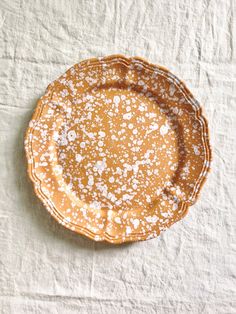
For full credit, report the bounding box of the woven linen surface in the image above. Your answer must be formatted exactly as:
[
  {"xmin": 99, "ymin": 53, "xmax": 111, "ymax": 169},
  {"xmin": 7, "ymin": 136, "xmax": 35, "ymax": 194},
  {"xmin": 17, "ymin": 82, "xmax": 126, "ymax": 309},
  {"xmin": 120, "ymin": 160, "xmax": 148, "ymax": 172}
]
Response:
[{"xmin": 0, "ymin": 0, "xmax": 235, "ymax": 313}]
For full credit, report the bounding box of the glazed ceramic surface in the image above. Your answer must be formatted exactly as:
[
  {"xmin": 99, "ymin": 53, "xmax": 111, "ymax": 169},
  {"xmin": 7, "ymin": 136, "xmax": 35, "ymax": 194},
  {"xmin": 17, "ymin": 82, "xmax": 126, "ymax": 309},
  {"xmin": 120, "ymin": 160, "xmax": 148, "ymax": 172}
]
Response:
[{"xmin": 25, "ymin": 55, "xmax": 211, "ymax": 243}]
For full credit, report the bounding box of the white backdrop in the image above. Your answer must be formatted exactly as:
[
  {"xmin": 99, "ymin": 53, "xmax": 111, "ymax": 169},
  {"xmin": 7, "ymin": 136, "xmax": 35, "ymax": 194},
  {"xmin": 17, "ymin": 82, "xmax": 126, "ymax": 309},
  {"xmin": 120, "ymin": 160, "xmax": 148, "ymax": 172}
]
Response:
[{"xmin": 0, "ymin": 0, "xmax": 235, "ymax": 313}]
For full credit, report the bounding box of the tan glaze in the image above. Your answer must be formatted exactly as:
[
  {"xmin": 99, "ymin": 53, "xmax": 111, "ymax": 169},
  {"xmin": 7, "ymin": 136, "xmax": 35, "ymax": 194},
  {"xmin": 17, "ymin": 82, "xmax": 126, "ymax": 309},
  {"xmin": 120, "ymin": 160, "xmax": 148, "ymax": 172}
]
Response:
[{"xmin": 25, "ymin": 55, "xmax": 211, "ymax": 244}]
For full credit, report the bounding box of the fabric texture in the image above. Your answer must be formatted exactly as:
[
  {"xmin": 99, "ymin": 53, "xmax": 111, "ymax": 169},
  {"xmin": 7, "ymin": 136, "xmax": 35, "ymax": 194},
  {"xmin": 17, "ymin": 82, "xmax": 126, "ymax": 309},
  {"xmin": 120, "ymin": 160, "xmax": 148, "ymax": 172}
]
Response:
[{"xmin": 0, "ymin": 0, "xmax": 235, "ymax": 313}]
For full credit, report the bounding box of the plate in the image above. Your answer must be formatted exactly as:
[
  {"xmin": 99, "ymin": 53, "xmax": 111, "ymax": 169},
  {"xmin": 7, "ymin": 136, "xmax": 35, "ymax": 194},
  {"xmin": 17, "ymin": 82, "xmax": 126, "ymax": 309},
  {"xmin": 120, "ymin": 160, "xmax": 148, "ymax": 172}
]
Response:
[{"xmin": 25, "ymin": 55, "xmax": 211, "ymax": 243}]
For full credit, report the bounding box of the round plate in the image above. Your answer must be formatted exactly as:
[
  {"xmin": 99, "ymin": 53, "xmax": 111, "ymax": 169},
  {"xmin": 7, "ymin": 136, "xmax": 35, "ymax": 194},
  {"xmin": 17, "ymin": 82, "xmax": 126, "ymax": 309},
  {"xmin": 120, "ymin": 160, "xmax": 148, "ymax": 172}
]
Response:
[{"xmin": 25, "ymin": 55, "xmax": 211, "ymax": 243}]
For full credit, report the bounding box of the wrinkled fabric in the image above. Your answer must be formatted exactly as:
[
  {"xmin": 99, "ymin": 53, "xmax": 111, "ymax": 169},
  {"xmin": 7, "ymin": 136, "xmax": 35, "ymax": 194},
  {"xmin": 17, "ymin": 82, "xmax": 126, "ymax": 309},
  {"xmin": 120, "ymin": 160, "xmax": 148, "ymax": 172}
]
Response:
[{"xmin": 0, "ymin": 0, "xmax": 235, "ymax": 313}]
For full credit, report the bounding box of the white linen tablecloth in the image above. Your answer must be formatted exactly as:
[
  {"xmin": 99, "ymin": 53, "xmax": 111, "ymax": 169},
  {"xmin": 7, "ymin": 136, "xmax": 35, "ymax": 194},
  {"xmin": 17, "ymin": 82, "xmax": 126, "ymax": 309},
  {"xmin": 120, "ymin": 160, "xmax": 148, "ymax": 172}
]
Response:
[{"xmin": 0, "ymin": 0, "xmax": 235, "ymax": 313}]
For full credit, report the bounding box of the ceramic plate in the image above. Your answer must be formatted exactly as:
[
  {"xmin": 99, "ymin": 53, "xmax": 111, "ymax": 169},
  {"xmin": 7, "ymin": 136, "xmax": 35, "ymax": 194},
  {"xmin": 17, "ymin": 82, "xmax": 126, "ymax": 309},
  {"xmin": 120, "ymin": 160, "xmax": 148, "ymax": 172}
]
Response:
[{"xmin": 25, "ymin": 55, "xmax": 211, "ymax": 243}]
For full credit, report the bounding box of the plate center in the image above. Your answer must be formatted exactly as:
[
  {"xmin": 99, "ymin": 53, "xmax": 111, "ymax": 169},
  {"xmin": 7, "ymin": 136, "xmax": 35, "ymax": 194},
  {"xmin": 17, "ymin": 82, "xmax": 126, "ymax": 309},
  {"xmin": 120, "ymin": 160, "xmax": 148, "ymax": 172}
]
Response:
[{"xmin": 56, "ymin": 87, "xmax": 179, "ymax": 212}]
